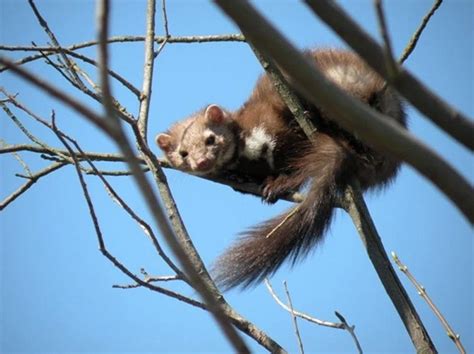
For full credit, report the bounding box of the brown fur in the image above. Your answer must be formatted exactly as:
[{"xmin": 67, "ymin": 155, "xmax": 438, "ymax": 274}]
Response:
[{"xmin": 156, "ymin": 49, "xmax": 406, "ymax": 289}]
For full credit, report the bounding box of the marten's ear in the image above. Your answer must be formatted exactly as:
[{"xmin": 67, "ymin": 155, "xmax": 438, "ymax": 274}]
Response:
[
  {"xmin": 205, "ymin": 104, "xmax": 228, "ymax": 124},
  {"xmin": 156, "ymin": 133, "xmax": 172, "ymax": 152}
]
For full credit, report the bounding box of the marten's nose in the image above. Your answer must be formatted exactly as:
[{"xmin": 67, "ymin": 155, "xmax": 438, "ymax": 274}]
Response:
[{"xmin": 196, "ymin": 158, "xmax": 211, "ymax": 171}]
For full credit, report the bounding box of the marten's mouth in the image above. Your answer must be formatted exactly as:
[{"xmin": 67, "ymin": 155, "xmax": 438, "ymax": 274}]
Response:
[
  {"xmin": 195, "ymin": 158, "xmax": 212, "ymax": 171},
  {"xmin": 190, "ymin": 158, "xmax": 216, "ymax": 175}
]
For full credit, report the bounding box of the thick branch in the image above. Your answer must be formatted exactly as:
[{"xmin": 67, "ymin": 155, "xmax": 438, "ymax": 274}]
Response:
[
  {"xmin": 137, "ymin": 0, "xmax": 157, "ymax": 140},
  {"xmin": 96, "ymin": 2, "xmax": 250, "ymax": 352},
  {"xmin": 214, "ymin": 1, "xmax": 441, "ymax": 352},
  {"xmin": 214, "ymin": 1, "xmax": 474, "ymax": 225},
  {"xmin": 340, "ymin": 182, "xmax": 436, "ymax": 353},
  {"xmin": 303, "ymin": 0, "xmax": 474, "ymax": 152}
]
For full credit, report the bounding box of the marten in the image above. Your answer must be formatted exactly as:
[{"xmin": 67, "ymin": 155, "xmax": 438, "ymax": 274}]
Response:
[{"xmin": 156, "ymin": 49, "xmax": 406, "ymax": 289}]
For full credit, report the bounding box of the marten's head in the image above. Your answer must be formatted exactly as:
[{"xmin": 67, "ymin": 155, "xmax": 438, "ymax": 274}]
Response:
[{"xmin": 156, "ymin": 104, "xmax": 238, "ymax": 175}]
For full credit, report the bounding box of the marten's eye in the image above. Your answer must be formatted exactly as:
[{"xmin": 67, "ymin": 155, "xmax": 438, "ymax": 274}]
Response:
[
  {"xmin": 179, "ymin": 150, "xmax": 188, "ymax": 158},
  {"xmin": 205, "ymin": 135, "xmax": 216, "ymax": 146}
]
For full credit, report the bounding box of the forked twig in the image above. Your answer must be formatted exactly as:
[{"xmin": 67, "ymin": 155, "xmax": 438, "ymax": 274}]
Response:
[
  {"xmin": 265, "ymin": 279, "xmax": 363, "ymax": 353},
  {"xmin": 334, "ymin": 312, "xmax": 363, "ymax": 354}
]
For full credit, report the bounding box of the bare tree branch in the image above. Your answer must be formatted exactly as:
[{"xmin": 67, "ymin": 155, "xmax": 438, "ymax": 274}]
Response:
[
  {"xmin": 392, "ymin": 253, "xmax": 467, "ymax": 354},
  {"xmin": 137, "ymin": 0, "xmax": 158, "ymax": 140},
  {"xmin": 249, "ymin": 46, "xmax": 319, "ymax": 139},
  {"xmin": 374, "ymin": 0, "xmax": 398, "ymax": 79},
  {"xmin": 334, "ymin": 312, "xmax": 363, "ymax": 354},
  {"xmin": 0, "ymin": 161, "xmax": 66, "ymax": 210},
  {"xmin": 0, "ymin": 142, "xmax": 302, "ymax": 202},
  {"xmin": 113, "ymin": 276, "xmax": 180, "ymax": 288},
  {"xmin": 212, "ymin": 2, "xmax": 445, "ymax": 352},
  {"xmin": 0, "ymin": 57, "xmax": 120, "ymax": 136},
  {"xmin": 0, "ymin": 34, "xmax": 245, "ymax": 73},
  {"xmin": 28, "ymin": 0, "xmax": 87, "ymax": 90},
  {"xmin": 283, "ymin": 281, "xmax": 305, "ymax": 354},
  {"xmin": 62, "ymin": 49, "xmax": 141, "ymax": 97},
  {"xmin": 161, "ymin": 0, "xmax": 170, "ymax": 38},
  {"xmin": 399, "ymin": 0, "xmax": 443, "ymax": 64},
  {"xmin": 6, "ymin": 2, "xmax": 458, "ymax": 351},
  {"xmin": 49, "ymin": 115, "xmax": 206, "ymax": 311},
  {"xmin": 96, "ymin": 1, "xmax": 251, "ymax": 352},
  {"xmin": 341, "ymin": 182, "xmax": 436, "ymax": 353},
  {"xmin": 265, "ymin": 279, "xmax": 344, "ymax": 329},
  {"xmin": 265, "ymin": 279, "xmax": 363, "ymax": 353},
  {"xmin": 303, "ymin": 0, "xmax": 474, "ymax": 152},
  {"xmin": 71, "ymin": 139, "xmax": 183, "ymax": 278}
]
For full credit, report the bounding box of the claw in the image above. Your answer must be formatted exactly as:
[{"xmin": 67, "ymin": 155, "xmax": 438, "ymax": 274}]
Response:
[{"xmin": 261, "ymin": 177, "xmax": 280, "ymax": 204}]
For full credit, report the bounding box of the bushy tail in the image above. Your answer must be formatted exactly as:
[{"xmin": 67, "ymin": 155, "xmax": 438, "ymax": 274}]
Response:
[{"xmin": 213, "ymin": 134, "xmax": 347, "ymax": 289}]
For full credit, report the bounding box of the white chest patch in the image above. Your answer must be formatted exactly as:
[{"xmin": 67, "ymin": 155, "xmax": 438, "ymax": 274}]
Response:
[{"xmin": 242, "ymin": 126, "xmax": 276, "ymax": 169}]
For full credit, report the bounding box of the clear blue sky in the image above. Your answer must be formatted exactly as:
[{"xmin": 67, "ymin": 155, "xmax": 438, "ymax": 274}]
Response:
[{"xmin": 1, "ymin": 0, "xmax": 472, "ymax": 353}]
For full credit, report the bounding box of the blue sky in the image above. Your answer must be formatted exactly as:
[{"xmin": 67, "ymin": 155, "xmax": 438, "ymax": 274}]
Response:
[{"xmin": 1, "ymin": 0, "xmax": 472, "ymax": 353}]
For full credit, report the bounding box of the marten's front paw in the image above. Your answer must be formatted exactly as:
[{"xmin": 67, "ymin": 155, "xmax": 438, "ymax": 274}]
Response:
[{"xmin": 261, "ymin": 177, "xmax": 284, "ymax": 204}]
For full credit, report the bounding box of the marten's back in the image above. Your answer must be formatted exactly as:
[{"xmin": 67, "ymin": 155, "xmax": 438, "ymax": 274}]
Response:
[{"xmin": 235, "ymin": 49, "xmax": 406, "ymax": 186}]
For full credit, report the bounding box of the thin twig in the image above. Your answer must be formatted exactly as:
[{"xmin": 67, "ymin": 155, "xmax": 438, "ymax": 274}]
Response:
[
  {"xmin": 63, "ymin": 131, "xmax": 183, "ymax": 278},
  {"xmin": 374, "ymin": 0, "xmax": 398, "ymax": 79},
  {"xmin": 113, "ymin": 275, "xmax": 180, "ymax": 289},
  {"xmin": 283, "ymin": 281, "xmax": 305, "ymax": 354},
  {"xmin": 35, "ymin": 42, "xmax": 137, "ymax": 125},
  {"xmin": 28, "ymin": 0, "xmax": 86, "ymax": 90},
  {"xmin": 265, "ymin": 205, "xmax": 300, "ymax": 239},
  {"xmin": 392, "ymin": 252, "xmax": 466, "ymax": 354},
  {"xmin": 265, "ymin": 279, "xmax": 364, "ymax": 353},
  {"xmin": 161, "ymin": 0, "xmax": 170, "ymax": 37},
  {"xmin": 0, "ymin": 139, "xmax": 33, "ymax": 177},
  {"xmin": 70, "ymin": 50, "xmax": 141, "ymax": 97},
  {"xmin": 11, "ymin": 151, "xmax": 33, "ymax": 177},
  {"xmin": 0, "ymin": 144, "xmax": 127, "ymax": 161},
  {"xmin": 49, "ymin": 113, "xmax": 204, "ymax": 311},
  {"xmin": 399, "ymin": 0, "xmax": 443, "ymax": 64},
  {"xmin": 265, "ymin": 279, "xmax": 344, "ymax": 329},
  {"xmin": 1, "ymin": 38, "xmax": 286, "ymax": 354},
  {"xmin": 0, "ymin": 95, "xmax": 59, "ymax": 155},
  {"xmin": 0, "ymin": 57, "xmax": 119, "ymax": 137},
  {"xmin": 334, "ymin": 312, "xmax": 363, "ymax": 354},
  {"xmin": 35, "ymin": 41, "xmax": 79, "ymax": 89},
  {"xmin": 0, "ymin": 161, "xmax": 66, "ymax": 211},
  {"xmin": 39, "ymin": 46, "xmax": 142, "ymax": 99},
  {"xmin": 0, "ymin": 34, "xmax": 246, "ymax": 73},
  {"xmin": 83, "ymin": 167, "xmax": 150, "ymax": 176}
]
